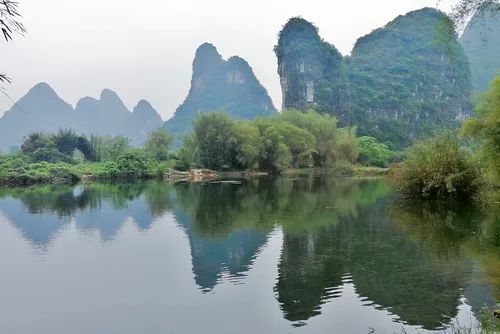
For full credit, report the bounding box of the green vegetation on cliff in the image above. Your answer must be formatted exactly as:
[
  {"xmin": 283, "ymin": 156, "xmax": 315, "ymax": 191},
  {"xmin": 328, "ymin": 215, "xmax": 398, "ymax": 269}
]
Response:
[
  {"xmin": 348, "ymin": 8, "xmax": 471, "ymax": 148},
  {"xmin": 276, "ymin": 9, "xmax": 472, "ymax": 149}
]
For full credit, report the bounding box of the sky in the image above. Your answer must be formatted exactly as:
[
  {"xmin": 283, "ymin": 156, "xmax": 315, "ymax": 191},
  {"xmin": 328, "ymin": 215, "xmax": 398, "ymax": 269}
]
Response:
[{"xmin": 0, "ymin": 0, "xmax": 455, "ymax": 120}]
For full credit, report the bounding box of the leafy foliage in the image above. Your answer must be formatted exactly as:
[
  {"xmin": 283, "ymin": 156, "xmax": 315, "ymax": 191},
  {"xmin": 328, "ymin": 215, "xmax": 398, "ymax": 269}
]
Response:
[
  {"xmin": 90, "ymin": 135, "xmax": 130, "ymax": 162},
  {"xmin": 281, "ymin": 110, "xmax": 342, "ymax": 167},
  {"xmin": 0, "ymin": 155, "xmax": 79, "ymax": 186},
  {"xmin": 193, "ymin": 112, "xmax": 236, "ymax": 170},
  {"xmin": 462, "ymin": 76, "xmax": 500, "ymax": 186},
  {"xmin": 391, "ymin": 133, "xmax": 483, "ymax": 201},
  {"xmin": 103, "ymin": 150, "xmax": 155, "ymax": 180},
  {"xmin": 144, "ymin": 128, "xmax": 174, "ymax": 161},
  {"xmin": 20, "ymin": 133, "xmax": 52, "ymax": 155},
  {"xmin": 181, "ymin": 110, "xmax": 359, "ymax": 173},
  {"xmin": 21, "ymin": 130, "xmax": 94, "ymax": 163},
  {"xmin": 233, "ymin": 121, "xmax": 262, "ymax": 169},
  {"xmin": 357, "ymin": 136, "xmax": 394, "ymax": 167}
]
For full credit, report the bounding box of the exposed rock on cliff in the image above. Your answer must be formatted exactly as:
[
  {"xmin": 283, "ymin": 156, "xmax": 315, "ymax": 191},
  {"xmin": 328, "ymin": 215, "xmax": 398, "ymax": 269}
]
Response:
[{"xmin": 275, "ymin": 18, "xmax": 348, "ymax": 122}]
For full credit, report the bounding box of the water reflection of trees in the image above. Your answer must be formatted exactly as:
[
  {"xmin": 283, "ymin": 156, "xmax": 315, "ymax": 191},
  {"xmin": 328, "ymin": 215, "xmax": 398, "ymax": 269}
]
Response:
[
  {"xmin": 0, "ymin": 178, "xmax": 497, "ymax": 330},
  {"xmin": 389, "ymin": 202, "xmax": 500, "ymax": 316}
]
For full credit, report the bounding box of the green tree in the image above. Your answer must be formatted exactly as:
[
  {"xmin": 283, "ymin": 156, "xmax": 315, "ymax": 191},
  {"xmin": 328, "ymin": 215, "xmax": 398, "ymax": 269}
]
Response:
[
  {"xmin": 336, "ymin": 127, "xmax": 359, "ymax": 163},
  {"xmin": 256, "ymin": 119, "xmax": 292, "ymax": 172},
  {"xmin": 110, "ymin": 150, "xmax": 154, "ymax": 179},
  {"xmin": 30, "ymin": 146, "xmax": 74, "ymax": 163},
  {"xmin": 233, "ymin": 121, "xmax": 262, "ymax": 169},
  {"xmin": 144, "ymin": 128, "xmax": 174, "ymax": 161},
  {"xmin": 74, "ymin": 135, "xmax": 94, "ymax": 161},
  {"xmin": 53, "ymin": 129, "xmax": 79, "ymax": 156},
  {"xmin": 90, "ymin": 135, "xmax": 130, "ymax": 162},
  {"xmin": 192, "ymin": 112, "xmax": 236, "ymax": 170},
  {"xmin": 176, "ymin": 134, "xmax": 197, "ymax": 170},
  {"xmin": 280, "ymin": 110, "xmax": 340, "ymax": 167},
  {"xmin": 276, "ymin": 122, "xmax": 315, "ymax": 167},
  {"xmin": 20, "ymin": 133, "xmax": 53, "ymax": 154},
  {"xmin": 462, "ymin": 75, "xmax": 500, "ymax": 186},
  {"xmin": 357, "ymin": 136, "xmax": 393, "ymax": 167}
]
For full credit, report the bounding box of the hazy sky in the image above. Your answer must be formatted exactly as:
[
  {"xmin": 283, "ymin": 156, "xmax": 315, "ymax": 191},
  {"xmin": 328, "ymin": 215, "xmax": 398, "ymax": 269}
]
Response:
[{"xmin": 0, "ymin": 0, "xmax": 455, "ymax": 120}]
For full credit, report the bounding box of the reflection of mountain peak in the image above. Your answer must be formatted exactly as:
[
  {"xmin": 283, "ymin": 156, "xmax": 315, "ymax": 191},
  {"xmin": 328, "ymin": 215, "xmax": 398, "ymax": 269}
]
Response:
[
  {"xmin": 276, "ymin": 200, "xmax": 476, "ymax": 330},
  {"xmin": 0, "ymin": 184, "xmax": 161, "ymax": 246},
  {"xmin": 174, "ymin": 208, "xmax": 269, "ymax": 292}
]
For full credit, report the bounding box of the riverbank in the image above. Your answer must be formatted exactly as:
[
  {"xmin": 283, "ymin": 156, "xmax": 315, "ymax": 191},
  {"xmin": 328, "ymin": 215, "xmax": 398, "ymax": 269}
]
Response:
[{"xmin": 0, "ymin": 155, "xmax": 389, "ymax": 187}]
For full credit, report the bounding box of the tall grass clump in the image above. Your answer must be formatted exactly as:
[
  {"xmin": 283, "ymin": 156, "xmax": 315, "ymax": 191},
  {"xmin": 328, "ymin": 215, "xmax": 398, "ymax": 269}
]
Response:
[{"xmin": 391, "ymin": 133, "xmax": 483, "ymax": 201}]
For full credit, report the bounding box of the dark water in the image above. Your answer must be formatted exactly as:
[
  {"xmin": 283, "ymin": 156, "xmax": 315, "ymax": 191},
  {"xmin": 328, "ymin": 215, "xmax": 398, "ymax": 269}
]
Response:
[{"xmin": 0, "ymin": 177, "xmax": 498, "ymax": 334}]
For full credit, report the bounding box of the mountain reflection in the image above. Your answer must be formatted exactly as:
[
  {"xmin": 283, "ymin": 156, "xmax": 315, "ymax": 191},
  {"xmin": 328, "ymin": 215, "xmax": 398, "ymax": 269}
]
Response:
[
  {"xmin": 0, "ymin": 184, "xmax": 160, "ymax": 246},
  {"xmin": 0, "ymin": 177, "xmax": 497, "ymax": 331}
]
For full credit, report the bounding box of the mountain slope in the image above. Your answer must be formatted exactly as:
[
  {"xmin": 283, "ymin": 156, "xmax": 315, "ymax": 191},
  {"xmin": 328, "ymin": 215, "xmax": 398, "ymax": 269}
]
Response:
[
  {"xmin": 348, "ymin": 8, "xmax": 472, "ymax": 147},
  {"xmin": 0, "ymin": 82, "xmax": 75, "ymax": 151},
  {"xmin": 275, "ymin": 17, "xmax": 348, "ymax": 121},
  {"xmin": 0, "ymin": 83, "xmax": 163, "ymax": 151},
  {"xmin": 276, "ymin": 9, "xmax": 472, "ymax": 149},
  {"xmin": 163, "ymin": 43, "xmax": 276, "ymax": 137},
  {"xmin": 460, "ymin": 3, "xmax": 500, "ymax": 94}
]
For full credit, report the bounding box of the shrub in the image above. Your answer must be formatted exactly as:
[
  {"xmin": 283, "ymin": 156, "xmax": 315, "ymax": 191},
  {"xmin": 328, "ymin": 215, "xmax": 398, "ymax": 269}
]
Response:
[
  {"xmin": 30, "ymin": 146, "xmax": 75, "ymax": 164},
  {"xmin": 0, "ymin": 157, "xmax": 79, "ymax": 186},
  {"xmin": 105, "ymin": 150, "xmax": 155, "ymax": 179},
  {"xmin": 357, "ymin": 136, "xmax": 394, "ymax": 167},
  {"xmin": 391, "ymin": 133, "xmax": 483, "ymax": 201}
]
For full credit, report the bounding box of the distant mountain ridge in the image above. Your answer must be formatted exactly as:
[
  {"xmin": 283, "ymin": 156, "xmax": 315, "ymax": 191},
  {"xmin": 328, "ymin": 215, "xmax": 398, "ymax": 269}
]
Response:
[
  {"xmin": 460, "ymin": 2, "xmax": 500, "ymax": 94},
  {"xmin": 163, "ymin": 43, "xmax": 276, "ymax": 138},
  {"xmin": 0, "ymin": 83, "xmax": 163, "ymax": 151}
]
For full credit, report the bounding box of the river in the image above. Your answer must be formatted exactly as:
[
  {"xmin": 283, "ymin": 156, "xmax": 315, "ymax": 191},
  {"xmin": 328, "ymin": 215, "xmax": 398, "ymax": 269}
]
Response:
[{"xmin": 0, "ymin": 176, "xmax": 498, "ymax": 333}]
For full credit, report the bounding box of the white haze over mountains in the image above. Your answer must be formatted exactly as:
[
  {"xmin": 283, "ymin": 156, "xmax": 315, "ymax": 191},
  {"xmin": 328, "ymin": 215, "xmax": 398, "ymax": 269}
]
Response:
[{"xmin": 0, "ymin": 0, "xmax": 454, "ymax": 120}]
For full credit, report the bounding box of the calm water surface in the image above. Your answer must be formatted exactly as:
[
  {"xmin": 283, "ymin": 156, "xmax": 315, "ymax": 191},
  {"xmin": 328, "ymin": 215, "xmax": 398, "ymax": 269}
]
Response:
[{"xmin": 0, "ymin": 177, "xmax": 498, "ymax": 334}]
